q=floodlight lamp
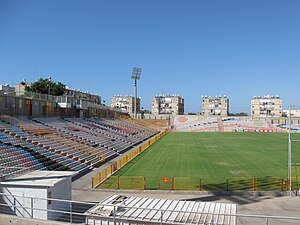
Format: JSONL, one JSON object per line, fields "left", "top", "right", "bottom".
{"left": 131, "top": 67, "right": 141, "bottom": 80}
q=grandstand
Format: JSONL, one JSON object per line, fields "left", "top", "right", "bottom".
{"left": 124, "top": 118, "right": 169, "bottom": 132}
{"left": 0, "top": 114, "right": 156, "bottom": 181}
{"left": 173, "top": 115, "right": 287, "bottom": 132}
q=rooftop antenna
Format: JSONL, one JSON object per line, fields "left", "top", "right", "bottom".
{"left": 131, "top": 67, "right": 141, "bottom": 118}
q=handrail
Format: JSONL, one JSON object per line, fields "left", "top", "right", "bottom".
{"left": 1, "top": 192, "right": 300, "bottom": 225}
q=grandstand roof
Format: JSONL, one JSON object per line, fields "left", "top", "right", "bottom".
{"left": 85, "top": 195, "right": 237, "bottom": 225}
{"left": 0, "top": 170, "right": 76, "bottom": 187}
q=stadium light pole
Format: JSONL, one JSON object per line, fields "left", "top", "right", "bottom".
{"left": 288, "top": 105, "right": 291, "bottom": 196}
{"left": 48, "top": 76, "right": 52, "bottom": 96}
{"left": 131, "top": 67, "right": 141, "bottom": 119}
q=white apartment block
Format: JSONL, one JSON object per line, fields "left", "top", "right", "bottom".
{"left": 251, "top": 95, "right": 282, "bottom": 117}
{"left": 111, "top": 95, "right": 140, "bottom": 113}
{"left": 0, "top": 84, "right": 15, "bottom": 94}
{"left": 64, "top": 88, "right": 101, "bottom": 105}
{"left": 152, "top": 95, "right": 184, "bottom": 115}
{"left": 57, "top": 88, "right": 101, "bottom": 109}
{"left": 283, "top": 110, "right": 300, "bottom": 117}
{"left": 202, "top": 96, "right": 229, "bottom": 116}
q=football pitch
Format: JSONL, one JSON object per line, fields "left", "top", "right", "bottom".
{"left": 99, "top": 132, "right": 300, "bottom": 190}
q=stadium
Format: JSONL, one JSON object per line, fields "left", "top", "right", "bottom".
{"left": 1, "top": 1, "right": 300, "bottom": 225}
{"left": 1, "top": 87, "right": 300, "bottom": 225}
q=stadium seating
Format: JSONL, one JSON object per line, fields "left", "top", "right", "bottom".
{"left": 0, "top": 142, "right": 46, "bottom": 178}
{"left": 1, "top": 117, "right": 101, "bottom": 165}
{"left": 73, "top": 117, "right": 150, "bottom": 147}
{"left": 173, "top": 115, "right": 287, "bottom": 132}
{"left": 0, "top": 128, "right": 88, "bottom": 169}
{"left": 0, "top": 114, "right": 156, "bottom": 180}
{"left": 34, "top": 117, "right": 124, "bottom": 155}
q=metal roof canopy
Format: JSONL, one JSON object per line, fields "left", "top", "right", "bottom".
{"left": 85, "top": 195, "right": 237, "bottom": 225}
{"left": 0, "top": 170, "right": 77, "bottom": 187}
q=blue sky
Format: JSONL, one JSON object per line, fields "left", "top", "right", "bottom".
{"left": 0, "top": 0, "right": 300, "bottom": 113}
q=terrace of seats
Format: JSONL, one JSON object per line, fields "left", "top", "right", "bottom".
{"left": 66, "top": 118, "right": 136, "bottom": 151}
{"left": 34, "top": 117, "right": 134, "bottom": 154}
{"left": 84, "top": 118, "right": 155, "bottom": 145}
{"left": 174, "top": 116, "right": 219, "bottom": 132}
{"left": 173, "top": 115, "right": 287, "bottom": 132}
{"left": 0, "top": 130, "right": 87, "bottom": 176}
{"left": 0, "top": 115, "right": 156, "bottom": 180}
{"left": 0, "top": 142, "right": 46, "bottom": 178}
{"left": 18, "top": 117, "right": 113, "bottom": 162}
{"left": 0, "top": 116, "right": 101, "bottom": 167}
{"left": 123, "top": 119, "right": 168, "bottom": 132}
{"left": 101, "top": 118, "right": 156, "bottom": 139}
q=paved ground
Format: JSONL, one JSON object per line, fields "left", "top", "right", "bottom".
{"left": 73, "top": 189, "right": 300, "bottom": 225}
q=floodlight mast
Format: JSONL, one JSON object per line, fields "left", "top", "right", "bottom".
{"left": 287, "top": 104, "right": 300, "bottom": 197}
{"left": 288, "top": 105, "right": 291, "bottom": 196}
{"left": 131, "top": 67, "right": 141, "bottom": 119}
{"left": 48, "top": 76, "right": 52, "bottom": 96}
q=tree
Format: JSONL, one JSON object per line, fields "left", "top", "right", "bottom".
{"left": 25, "top": 78, "right": 66, "bottom": 96}
{"left": 228, "top": 112, "right": 248, "bottom": 116}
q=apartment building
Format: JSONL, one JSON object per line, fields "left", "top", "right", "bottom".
{"left": 152, "top": 95, "right": 184, "bottom": 115}
{"left": 111, "top": 95, "right": 140, "bottom": 113}
{"left": 251, "top": 95, "right": 282, "bottom": 117}
{"left": 202, "top": 96, "right": 229, "bottom": 116}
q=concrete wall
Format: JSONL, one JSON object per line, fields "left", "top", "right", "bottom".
{"left": 2, "top": 186, "right": 47, "bottom": 219}
{"left": 0, "top": 214, "right": 71, "bottom": 225}
{"left": 1, "top": 177, "right": 72, "bottom": 220}
{"left": 48, "top": 177, "right": 72, "bottom": 220}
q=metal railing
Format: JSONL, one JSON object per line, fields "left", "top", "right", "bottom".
{"left": 1, "top": 192, "right": 300, "bottom": 225}
{"left": 0, "top": 192, "right": 96, "bottom": 224}
{"left": 89, "top": 205, "right": 300, "bottom": 225}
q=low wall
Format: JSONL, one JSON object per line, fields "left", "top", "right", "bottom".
{"left": 0, "top": 214, "right": 71, "bottom": 225}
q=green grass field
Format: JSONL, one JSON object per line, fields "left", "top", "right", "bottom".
{"left": 99, "top": 132, "right": 300, "bottom": 190}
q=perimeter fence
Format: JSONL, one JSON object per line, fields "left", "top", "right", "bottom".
{"left": 97, "top": 176, "right": 299, "bottom": 191}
